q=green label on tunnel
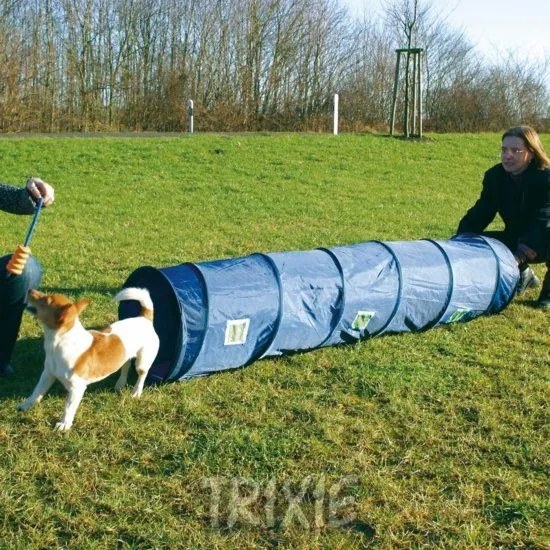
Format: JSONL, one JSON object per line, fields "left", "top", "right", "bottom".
{"left": 225, "top": 318, "right": 250, "bottom": 345}
{"left": 352, "top": 311, "right": 375, "bottom": 331}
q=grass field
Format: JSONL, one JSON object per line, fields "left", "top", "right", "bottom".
{"left": 0, "top": 133, "right": 548, "bottom": 548}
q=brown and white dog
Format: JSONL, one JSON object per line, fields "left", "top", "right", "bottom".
{"left": 18, "top": 287, "right": 160, "bottom": 431}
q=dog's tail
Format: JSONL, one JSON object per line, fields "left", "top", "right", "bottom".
{"left": 113, "top": 287, "right": 154, "bottom": 321}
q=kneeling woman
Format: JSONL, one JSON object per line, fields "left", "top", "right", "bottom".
{"left": 457, "top": 126, "right": 550, "bottom": 309}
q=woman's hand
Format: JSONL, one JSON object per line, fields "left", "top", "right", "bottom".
{"left": 26, "top": 177, "right": 55, "bottom": 206}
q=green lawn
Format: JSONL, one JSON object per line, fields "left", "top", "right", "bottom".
{"left": 0, "top": 133, "right": 548, "bottom": 548}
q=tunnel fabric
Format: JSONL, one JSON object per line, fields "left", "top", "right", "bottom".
{"left": 119, "top": 235, "right": 519, "bottom": 383}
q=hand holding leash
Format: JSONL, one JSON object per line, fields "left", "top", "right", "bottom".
{"left": 26, "top": 177, "right": 55, "bottom": 206}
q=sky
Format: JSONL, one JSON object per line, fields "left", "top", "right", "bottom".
{"left": 341, "top": 0, "right": 550, "bottom": 66}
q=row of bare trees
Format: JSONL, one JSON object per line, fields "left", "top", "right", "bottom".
{"left": 0, "top": 0, "right": 548, "bottom": 133}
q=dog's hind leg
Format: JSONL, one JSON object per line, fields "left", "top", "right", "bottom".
{"left": 131, "top": 347, "right": 156, "bottom": 398}
{"left": 17, "top": 370, "right": 56, "bottom": 411}
{"left": 115, "top": 360, "right": 131, "bottom": 392}
{"left": 131, "top": 365, "right": 148, "bottom": 398}
{"left": 131, "top": 373, "right": 147, "bottom": 398}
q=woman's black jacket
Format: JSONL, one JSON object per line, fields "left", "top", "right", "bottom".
{"left": 457, "top": 162, "right": 550, "bottom": 257}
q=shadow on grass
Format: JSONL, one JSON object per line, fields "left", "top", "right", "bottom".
{"left": 0, "top": 336, "right": 46, "bottom": 400}
{"left": 374, "top": 133, "right": 434, "bottom": 142}
{"left": 523, "top": 298, "right": 546, "bottom": 309}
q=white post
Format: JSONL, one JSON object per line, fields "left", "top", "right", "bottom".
{"left": 333, "top": 94, "right": 339, "bottom": 135}
{"left": 188, "top": 99, "right": 194, "bottom": 133}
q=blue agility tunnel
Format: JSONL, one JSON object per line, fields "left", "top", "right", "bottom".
{"left": 119, "top": 235, "right": 519, "bottom": 383}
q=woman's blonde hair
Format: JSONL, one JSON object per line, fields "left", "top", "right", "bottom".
{"left": 502, "top": 125, "right": 550, "bottom": 169}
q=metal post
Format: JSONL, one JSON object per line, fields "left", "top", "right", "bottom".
{"left": 188, "top": 99, "right": 194, "bottom": 133}
{"left": 333, "top": 93, "right": 339, "bottom": 135}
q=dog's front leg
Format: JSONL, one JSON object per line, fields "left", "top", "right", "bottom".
{"left": 17, "top": 370, "right": 56, "bottom": 411}
{"left": 55, "top": 384, "right": 86, "bottom": 431}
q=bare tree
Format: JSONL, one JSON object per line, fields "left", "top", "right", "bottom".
{"left": 0, "top": 0, "right": 547, "bottom": 133}
{"left": 343, "top": 17, "right": 394, "bottom": 130}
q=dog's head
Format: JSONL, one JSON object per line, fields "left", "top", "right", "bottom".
{"left": 27, "top": 289, "right": 90, "bottom": 332}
